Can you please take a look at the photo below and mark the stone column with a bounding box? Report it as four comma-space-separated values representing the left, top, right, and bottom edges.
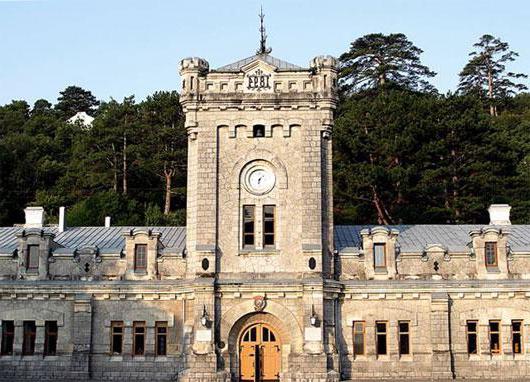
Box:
145, 324, 156, 357
13, 321, 23, 356
430, 292, 453, 379
70, 293, 92, 380
502, 322, 512, 356
123, 324, 133, 358
35, 320, 45, 357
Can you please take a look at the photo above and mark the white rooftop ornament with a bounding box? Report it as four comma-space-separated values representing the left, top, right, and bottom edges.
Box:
67, 111, 94, 128
24, 206, 45, 228
488, 204, 512, 225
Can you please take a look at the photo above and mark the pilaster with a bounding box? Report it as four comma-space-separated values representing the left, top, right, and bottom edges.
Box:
70, 293, 92, 379
430, 292, 453, 379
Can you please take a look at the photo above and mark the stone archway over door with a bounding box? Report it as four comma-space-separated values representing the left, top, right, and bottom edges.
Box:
240, 323, 281, 382
225, 311, 299, 382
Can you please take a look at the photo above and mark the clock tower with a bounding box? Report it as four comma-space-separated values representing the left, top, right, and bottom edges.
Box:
179, 17, 338, 382
179, 56, 337, 279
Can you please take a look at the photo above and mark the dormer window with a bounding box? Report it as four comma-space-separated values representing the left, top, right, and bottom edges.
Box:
374, 243, 386, 269
26, 245, 39, 272
253, 125, 265, 138
134, 244, 147, 272
485, 242, 498, 267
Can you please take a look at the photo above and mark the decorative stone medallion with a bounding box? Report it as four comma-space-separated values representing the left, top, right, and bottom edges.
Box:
253, 296, 266, 311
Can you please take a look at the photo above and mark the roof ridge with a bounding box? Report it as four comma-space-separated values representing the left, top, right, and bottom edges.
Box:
215, 53, 304, 72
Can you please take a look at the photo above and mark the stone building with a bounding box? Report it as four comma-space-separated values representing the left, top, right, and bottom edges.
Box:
2, 37, 530, 382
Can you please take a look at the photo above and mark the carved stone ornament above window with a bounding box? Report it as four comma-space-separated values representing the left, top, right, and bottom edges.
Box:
253, 296, 266, 311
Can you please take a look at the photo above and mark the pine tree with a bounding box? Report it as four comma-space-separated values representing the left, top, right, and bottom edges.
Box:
458, 34, 528, 116
339, 33, 436, 93
55, 86, 100, 119
139, 91, 186, 215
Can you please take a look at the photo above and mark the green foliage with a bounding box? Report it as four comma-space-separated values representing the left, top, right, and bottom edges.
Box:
339, 33, 436, 93
334, 88, 530, 224
0, 34, 529, 227
66, 191, 143, 226
55, 86, 99, 118
458, 35, 528, 115
0, 86, 188, 227
145, 203, 185, 226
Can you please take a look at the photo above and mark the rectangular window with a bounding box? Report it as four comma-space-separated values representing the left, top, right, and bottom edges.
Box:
134, 244, 147, 271
263, 205, 275, 247
376, 321, 387, 355
512, 320, 523, 354
243, 205, 255, 248
374, 243, 386, 268
353, 321, 365, 356
44, 321, 58, 356
485, 242, 498, 267
22, 321, 36, 356
398, 321, 410, 356
110, 321, 123, 355
467, 321, 478, 354
1, 320, 14, 356
155, 321, 168, 356
489, 320, 501, 354
26, 245, 39, 271
133, 321, 145, 356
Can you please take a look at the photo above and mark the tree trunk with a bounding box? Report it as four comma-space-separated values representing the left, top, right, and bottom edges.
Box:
487, 58, 496, 116
163, 166, 173, 215
122, 132, 127, 195
371, 185, 392, 225
111, 143, 118, 192
393, 155, 404, 204
450, 147, 461, 219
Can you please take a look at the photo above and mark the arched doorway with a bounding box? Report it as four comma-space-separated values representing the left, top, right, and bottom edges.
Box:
239, 323, 281, 382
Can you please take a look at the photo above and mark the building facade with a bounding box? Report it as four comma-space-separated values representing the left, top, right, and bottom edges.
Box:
1, 49, 530, 382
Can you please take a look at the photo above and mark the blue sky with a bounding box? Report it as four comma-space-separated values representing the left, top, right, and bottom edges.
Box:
1, 0, 529, 106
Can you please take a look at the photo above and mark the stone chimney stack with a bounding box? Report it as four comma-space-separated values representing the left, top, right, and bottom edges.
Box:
24, 206, 45, 228
58, 206, 66, 233
488, 204, 511, 225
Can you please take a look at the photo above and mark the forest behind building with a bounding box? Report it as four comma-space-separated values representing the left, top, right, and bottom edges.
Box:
1, 33, 530, 226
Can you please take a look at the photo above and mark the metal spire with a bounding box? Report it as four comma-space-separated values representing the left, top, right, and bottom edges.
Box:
257, 6, 272, 55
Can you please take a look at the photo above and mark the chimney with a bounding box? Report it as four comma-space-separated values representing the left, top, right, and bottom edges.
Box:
105, 216, 111, 228
24, 206, 45, 228
488, 204, 511, 225
58, 206, 66, 233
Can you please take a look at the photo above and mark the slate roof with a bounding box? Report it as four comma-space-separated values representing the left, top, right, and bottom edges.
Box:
215, 54, 304, 72
0, 226, 186, 254
334, 225, 530, 253
1, 225, 530, 255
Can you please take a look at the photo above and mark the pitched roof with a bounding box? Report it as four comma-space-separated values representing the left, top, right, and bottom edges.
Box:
0, 226, 186, 254
215, 54, 304, 72
334, 225, 530, 253
2, 225, 530, 255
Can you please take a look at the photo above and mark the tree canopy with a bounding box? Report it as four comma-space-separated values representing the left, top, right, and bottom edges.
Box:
55, 85, 100, 118
338, 33, 436, 93
458, 34, 528, 116
0, 33, 529, 227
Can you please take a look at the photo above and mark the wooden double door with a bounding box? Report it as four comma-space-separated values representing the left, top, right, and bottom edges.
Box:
239, 323, 281, 382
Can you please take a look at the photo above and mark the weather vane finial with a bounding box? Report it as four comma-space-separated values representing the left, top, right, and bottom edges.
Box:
257, 6, 272, 55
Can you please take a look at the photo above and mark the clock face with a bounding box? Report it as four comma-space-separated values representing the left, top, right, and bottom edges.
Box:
247, 168, 275, 195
